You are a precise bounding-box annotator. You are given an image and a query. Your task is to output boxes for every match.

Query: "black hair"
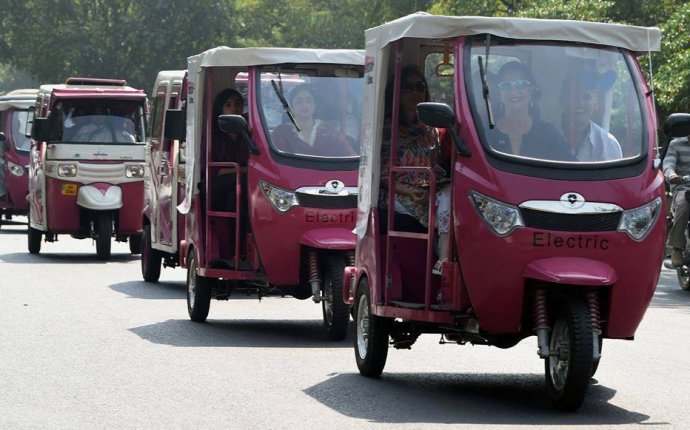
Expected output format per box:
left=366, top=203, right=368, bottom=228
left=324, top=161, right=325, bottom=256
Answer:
left=212, top=88, right=243, bottom=135
left=384, top=65, right=430, bottom=126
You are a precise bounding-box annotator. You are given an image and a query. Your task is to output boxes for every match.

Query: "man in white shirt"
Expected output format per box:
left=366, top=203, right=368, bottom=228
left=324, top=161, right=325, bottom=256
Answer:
left=561, top=76, right=622, bottom=162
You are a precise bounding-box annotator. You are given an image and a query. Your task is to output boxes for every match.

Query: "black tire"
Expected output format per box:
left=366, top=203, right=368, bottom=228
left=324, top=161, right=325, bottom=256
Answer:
left=141, top=225, right=161, bottom=283
left=27, top=214, right=42, bottom=254
left=354, top=278, right=391, bottom=377
left=95, top=212, right=112, bottom=260
left=545, top=298, right=594, bottom=411
left=129, top=232, right=143, bottom=255
left=322, top=254, right=350, bottom=341
left=187, top=251, right=211, bottom=322
left=591, top=336, right=603, bottom=377
left=677, top=266, right=690, bottom=291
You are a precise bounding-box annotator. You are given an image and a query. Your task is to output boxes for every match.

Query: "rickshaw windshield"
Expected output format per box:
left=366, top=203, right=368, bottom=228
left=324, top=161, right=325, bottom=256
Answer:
left=10, top=109, right=31, bottom=153
left=258, top=65, right=363, bottom=159
left=468, top=38, right=645, bottom=164
left=47, top=99, right=146, bottom=144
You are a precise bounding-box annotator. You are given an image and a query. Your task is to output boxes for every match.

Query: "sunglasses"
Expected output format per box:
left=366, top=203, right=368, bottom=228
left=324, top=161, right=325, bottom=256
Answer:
left=498, top=79, right=531, bottom=91
left=401, top=81, right=427, bottom=94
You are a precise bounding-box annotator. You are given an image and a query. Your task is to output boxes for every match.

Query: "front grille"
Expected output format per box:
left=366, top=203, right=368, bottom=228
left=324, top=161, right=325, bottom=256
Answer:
left=296, top=192, right=357, bottom=209
left=521, top=208, right=621, bottom=232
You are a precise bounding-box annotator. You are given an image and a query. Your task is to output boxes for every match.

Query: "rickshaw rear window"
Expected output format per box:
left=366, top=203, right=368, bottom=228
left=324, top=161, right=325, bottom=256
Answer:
left=467, top=37, right=646, bottom=166
left=10, top=110, right=31, bottom=152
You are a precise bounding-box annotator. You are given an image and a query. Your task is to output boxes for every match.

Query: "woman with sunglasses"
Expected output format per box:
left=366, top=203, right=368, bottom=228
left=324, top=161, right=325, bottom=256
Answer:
left=490, top=61, right=571, bottom=161
left=379, top=65, right=451, bottom=276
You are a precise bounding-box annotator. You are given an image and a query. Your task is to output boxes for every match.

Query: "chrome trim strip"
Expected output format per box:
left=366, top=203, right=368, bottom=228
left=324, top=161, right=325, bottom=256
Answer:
left=295, top=186, right=358, bottom=196
left=519, top=200, right=623, bottom=214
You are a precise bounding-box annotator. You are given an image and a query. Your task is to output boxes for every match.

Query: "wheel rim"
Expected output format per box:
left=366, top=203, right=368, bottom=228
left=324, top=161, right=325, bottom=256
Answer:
left=356, top=294, right=369, bottom=359
left=323, top=280, right=334, bottom=325
left=188, top=258, right=197, bottom=309
left=548, top=318, right=570, bottom=391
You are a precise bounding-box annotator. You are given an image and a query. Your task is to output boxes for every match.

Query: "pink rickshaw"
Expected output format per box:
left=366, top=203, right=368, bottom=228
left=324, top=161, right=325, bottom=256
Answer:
left=345, top=13, right=664, bottom=410
left=28, top=78, right=148, bottom=260
left=0, top=89, right=38, bottom=227
left=174, top=47, right=364, bottom=340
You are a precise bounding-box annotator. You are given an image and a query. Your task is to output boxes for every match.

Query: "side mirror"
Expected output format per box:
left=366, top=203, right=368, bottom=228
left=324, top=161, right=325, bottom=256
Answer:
left=417, top=102, right=470, bottom=157
left=663, top=113, right=690, bottom=138
left=218, top=114, right=259, bottom=155
left=164, top=109, right=186, bottom=141
left=32, top=117, right=50, bottom=142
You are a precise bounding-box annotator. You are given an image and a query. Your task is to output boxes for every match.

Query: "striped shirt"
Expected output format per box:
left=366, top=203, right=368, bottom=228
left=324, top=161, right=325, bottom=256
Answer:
left=663, top=137, right=690, bottom=192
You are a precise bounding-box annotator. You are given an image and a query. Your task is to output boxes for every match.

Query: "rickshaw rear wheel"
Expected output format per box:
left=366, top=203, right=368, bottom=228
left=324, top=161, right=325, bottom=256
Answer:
left=95, top=212, right=112, bottom=260
left=129, top=233, right=143, bottom=255
left=354, top=278, right=391, bottom=377
left=187, top=251, right=211, bottom=322
left=27, top=218, right=42, bottom=254
left=322, top=253, right=349, bottom=341
left=141, top=224, right=161, bottom=283
left=545, top=298, right=594, bottom=411
left=676, top=266, right=690, bottom=291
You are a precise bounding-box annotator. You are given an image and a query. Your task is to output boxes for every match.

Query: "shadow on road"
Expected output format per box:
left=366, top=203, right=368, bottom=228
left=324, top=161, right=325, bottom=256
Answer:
left=129, top=318, right=352, bottom=348
left=0, top=251, right=139, bottom=264
left=110, top=280, right=186, bottom=300
left=304, top=372, right=652, bottom=424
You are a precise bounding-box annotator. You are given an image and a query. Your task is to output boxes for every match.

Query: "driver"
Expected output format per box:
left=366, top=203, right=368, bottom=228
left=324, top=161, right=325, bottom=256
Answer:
left=664, top=135, right=690, bottom=266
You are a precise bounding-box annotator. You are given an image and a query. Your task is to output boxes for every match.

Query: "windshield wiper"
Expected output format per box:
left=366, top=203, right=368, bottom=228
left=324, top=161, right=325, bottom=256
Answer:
left=478, top=34, right=495, bottom=129
left=271, top=77, right=300, bottom=132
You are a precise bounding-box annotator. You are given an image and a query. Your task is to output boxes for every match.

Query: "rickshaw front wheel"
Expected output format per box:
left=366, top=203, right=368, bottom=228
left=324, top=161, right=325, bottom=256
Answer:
left=322, top=253, right=350, bottom=341
left=141, top=224, right=162, bottom=283
left=187, top=251, right=211, bottom=322
left=545, top=298, right=594, bottom=411
left=95, top=212, right=112, bottom=260
left=27, top=219, right=42, bottom=254
left=355, top=278, right=391, bottom=377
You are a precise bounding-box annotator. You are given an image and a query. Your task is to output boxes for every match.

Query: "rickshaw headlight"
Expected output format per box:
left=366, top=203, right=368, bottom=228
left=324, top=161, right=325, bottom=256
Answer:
left=470, top=191, right=524, bottom=236
left=617, top=197, right=661, bottom=241
left=57, top=163, right=77, bottom=177
left=7, top=161, right=24, bottom=177
left=125, top=164, right=145, bottom=178
left=260, top=181, right=299, bottom=213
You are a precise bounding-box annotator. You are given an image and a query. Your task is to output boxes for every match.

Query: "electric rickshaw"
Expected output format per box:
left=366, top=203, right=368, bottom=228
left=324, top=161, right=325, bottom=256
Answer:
left=174, top=47, right=364, bottom=340
left=0, top=89, right=38, bottom=227
left=345, top=13, right=664, bottom=410
left=28, top=78, right=148, bottom=260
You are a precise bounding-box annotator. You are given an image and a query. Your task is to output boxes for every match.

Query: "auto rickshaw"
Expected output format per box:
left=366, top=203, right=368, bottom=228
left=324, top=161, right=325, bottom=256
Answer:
left=28, top=77, right=148, bottom=260
left=0, top=89, right=38, bottom=227
left=140, top=70, right=187, bottom=281
left=173, top=47, right=364, bottom=340
left=345, top=13, right=664, bottom=410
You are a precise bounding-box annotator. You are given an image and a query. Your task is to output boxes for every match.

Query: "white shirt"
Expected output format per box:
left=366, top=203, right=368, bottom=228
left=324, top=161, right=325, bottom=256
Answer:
left=574, top=121, right=623, bottom=162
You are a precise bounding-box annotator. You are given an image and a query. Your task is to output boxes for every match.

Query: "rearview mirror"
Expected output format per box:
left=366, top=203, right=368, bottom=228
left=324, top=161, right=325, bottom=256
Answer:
left=32, top=117, right=50, bottom=142
left=218, top=115, right=259, bottom=155
left=663, top=113, right=690, bottom=138
left=417, top=102, right=470, bottom=157
left=164, top=109, right=186, bottom=141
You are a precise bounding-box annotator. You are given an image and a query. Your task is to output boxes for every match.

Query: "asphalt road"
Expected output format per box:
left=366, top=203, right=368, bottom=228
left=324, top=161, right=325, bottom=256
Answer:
left=1, top=218, right=689, bottom=429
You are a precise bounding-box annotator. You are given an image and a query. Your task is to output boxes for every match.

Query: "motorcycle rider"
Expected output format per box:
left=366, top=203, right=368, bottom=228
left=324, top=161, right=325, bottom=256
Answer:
left=663, top=134, right=690, bottom=266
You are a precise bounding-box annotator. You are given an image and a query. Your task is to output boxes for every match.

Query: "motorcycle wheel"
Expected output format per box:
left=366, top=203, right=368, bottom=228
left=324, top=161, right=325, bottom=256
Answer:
left=354, top=278, right=391, bottom=377
left=141, top=224, right=161, bottom=283
left=186, top=251, right=211, bottom=322
left=545, top=298, right=594, bottom=411
left=95, top=212, right=112, bottom=261
left=676, top=266, right=690, bottom=291
left=27, top=210, right=42, bottom=254
left=129, top=233, right=143, bottom=255
left=322, top=253, right=350, bottom=341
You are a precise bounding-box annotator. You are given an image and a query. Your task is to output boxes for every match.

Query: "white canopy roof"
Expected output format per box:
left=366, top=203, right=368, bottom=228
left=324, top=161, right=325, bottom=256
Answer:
left=189, top=47, right=365, bottom=70
left=0, top=90, right=37, bottom=112
left=366, top=12, right=660, bottom=53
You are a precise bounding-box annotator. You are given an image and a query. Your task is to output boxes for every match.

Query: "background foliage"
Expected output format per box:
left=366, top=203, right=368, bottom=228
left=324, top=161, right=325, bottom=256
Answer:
left=0, top=0, right=687, bottom=119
